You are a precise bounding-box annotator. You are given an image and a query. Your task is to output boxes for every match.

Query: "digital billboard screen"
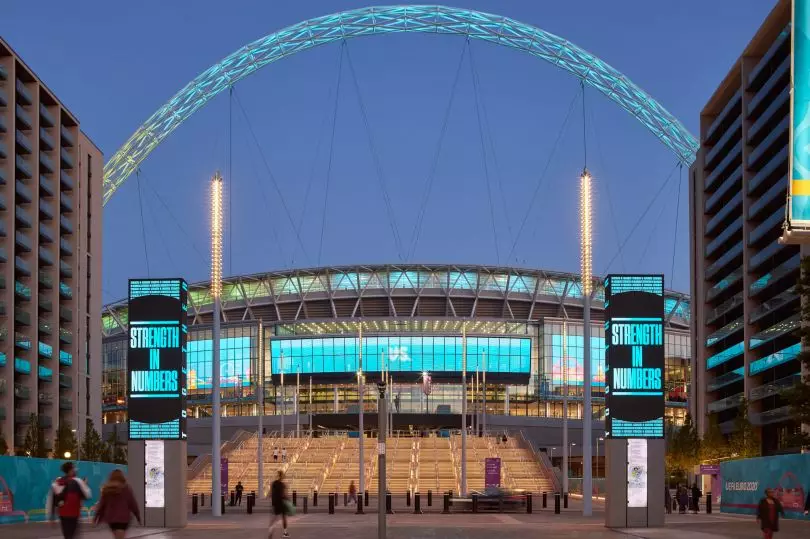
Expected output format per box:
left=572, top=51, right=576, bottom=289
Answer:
left=127, top=278, right=188, bottom=440
left=605, top=274, right=665, bottom=439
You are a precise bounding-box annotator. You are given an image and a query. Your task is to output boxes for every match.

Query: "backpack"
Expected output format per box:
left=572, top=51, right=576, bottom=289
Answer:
left=53, top=478, right=86, bottom=517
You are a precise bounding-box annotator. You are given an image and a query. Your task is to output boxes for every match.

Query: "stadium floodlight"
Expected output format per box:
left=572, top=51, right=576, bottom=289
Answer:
left=211, top=171, right=224, bottom=517
left=580, top=170, right=593, bottom=295
left=580, top=168, right=593, bottom=517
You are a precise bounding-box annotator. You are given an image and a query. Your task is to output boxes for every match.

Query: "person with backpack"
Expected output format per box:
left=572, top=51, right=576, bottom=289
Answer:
left=93, top=469, right=141, bottom=538
left=46, top=462, right=91, bottom=539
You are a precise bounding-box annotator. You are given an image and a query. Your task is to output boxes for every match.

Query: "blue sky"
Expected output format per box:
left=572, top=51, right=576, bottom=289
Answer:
left=2, top=1, right=776, bottom=303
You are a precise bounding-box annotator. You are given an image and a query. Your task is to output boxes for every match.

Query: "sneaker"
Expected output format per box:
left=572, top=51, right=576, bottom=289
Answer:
left=282, top=532, right=290, bottom=538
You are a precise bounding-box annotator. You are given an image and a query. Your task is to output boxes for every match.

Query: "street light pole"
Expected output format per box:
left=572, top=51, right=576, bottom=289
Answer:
left=210, top=172, right=223, bottom=517
left=377, top=380, right=387, bottom=539
left=280, top=352, right=285, bottom=443
left=358, top=325, right=365, bottom=498
left=258, top=325, right=264, bottom=498
left=562, top=320, right=569, bottom=498
left=482, top=350, right=487, bottom=437
left=461, top=324, right=468, bottom=496
left=296, top=369, right=300, bottom=438
left=580, top=169, right=594, bottom=517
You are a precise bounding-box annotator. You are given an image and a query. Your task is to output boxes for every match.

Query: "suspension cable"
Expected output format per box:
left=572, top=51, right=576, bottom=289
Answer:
left=228, top=85, right=233, bottom=276
left=343, top=42, right=405, bottom=260
left=408, top=40, right=469, bottom=261
left=468, top=41, right=500, bottom=264
left=670, top=164, right=683, bottom=290
left=581, top=80, right=588, bottom=170
left=143, top=180, right=178, bottom=275
left=135, top=169, right=150, bottom=276
left=319, top=42, right=345, bottom=265
left=505, top=85, right=582, bottom=264
left=636, top=178, right=678, bottom=266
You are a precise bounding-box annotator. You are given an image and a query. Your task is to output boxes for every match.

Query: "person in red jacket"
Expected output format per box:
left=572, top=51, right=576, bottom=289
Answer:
left=93, top=469, right=141, bottom=538
left=46, top=462, right=92, bottom=539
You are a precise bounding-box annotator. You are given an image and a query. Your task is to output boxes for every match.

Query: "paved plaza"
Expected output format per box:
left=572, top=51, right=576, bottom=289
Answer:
left=5, top=510, right=810, bottom=539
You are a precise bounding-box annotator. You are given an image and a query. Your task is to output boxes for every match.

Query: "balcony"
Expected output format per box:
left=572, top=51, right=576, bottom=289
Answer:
left=38, top=270, right=53, bottom=289
left=39, top=222, right=54, bottom=243
left=706, top=166, right=742, bottom=214
left=751, top=405, right=792, bottom=426
left=59, top=327, right=72, bottom=344
left=15, top=129, right=32, bottom=154
left=40, top=199, right=54, bottom=219
left=15, top=310, right=31, bottom=326
left=60, top=126, right=75, bottom=147
left=705, top=88, right=742, bottom=144
left=749, top=290, right=799, bottom=324
left=748, top=88, right=789, bottom=145
left=705, top=116, right=742, bottom=168
left=750, top=57, right=790, bottom=118
left=14, top=384, right=30, bottom=400
left=15, top=104, right=32, bottom=130
left=14, top=331, right=31, bottom=350
left=38, top=391, right=54, bottom=406
left=39, top=104, right=55, bottom=127
left=0, top=407, right=4, bottom=421
left=15, top=204, right=32, bottom=228
left=749, top=150, right=787, bottom=198
left=706, top=341, right=745, bottom=369
left=60, top=170, right=74, bottom=190
left=0, top=352, right=5, bottom=367
left=706, top=191, right=742, bottom=236
left=39, top=174, right=54, bottom=197
left=749, top=175, right=787, bottom=221
left=749, top=343, right=801, bottom=375
left=15, top=230, right=32, bottom=251
left=707, top=293, right=744, bottom=325
left=707, top=267, right=743, bottom=302
left=59, top=372, right=72, bottom=388
left=59, top=260, right=72, bottom=278
left=748, top=117, right=789, bottom=171
left=39, top=151, right=55, bottom=174
left=59, top=281, right=72, bottom=299
left=749, top=254, right=800, bottom=297
left=60, top=237, right=72, bottom=256
left=15, top=79, right=32, bottom=105
left=38, top=365, right=52, bottom=382
left=60, top=306, right=72, bottom=322
left=38, top=295, right=52, bottom=311
left=706, top=317, right=744, bottom=347
left=0, top=141, right=5, bottom=159
left=707, top=392, right=745, bottom=414
left=59, top=396, right=72, bottom=410
left=704, top=140, right=742, bottom=192
left=750, top=374, right=801, bottom=402
left=60, top=148, right=74, bottom=169
left=706, top=242, right=743, bottom=281
left=748, top=26, right=789, bottom=90
left=0, top=246, right=8, bottom=263
left=14, top=357, right=31, bottom=374
left=15, top=178, right=32, bottom=203
left=707, top=367, right=745, bottom=392
left=60, top=193, right=73, bottom=212
left=60, top=214, right=73, bottom=233
left=59, top=350, right=72, bottom=366
left=15, top=155, right=32, bottom=179
left=0, top=193, right=6, bottom=212
left=38, top=318, right=52, bottom=335
left=15, top=256, right=31, bottom=276
left=750, top=240, right=786, bottom=272
left=38, top=341, right=52, bottom=359
left=14, top=410, right=31, bottom=424
left=15, top=280, right=31, bottom=300
left=0, top=116, right=5, bottom=133
left=749, top=314, right=800, bottom=350
left=706, top=217, right=742, bottom=257
left=0, top=379, right=4, bottom=395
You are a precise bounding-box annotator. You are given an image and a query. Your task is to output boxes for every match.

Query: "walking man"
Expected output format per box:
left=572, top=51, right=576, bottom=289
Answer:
left=236, top=481, right=244, bottom=506
left=269, top=471, right=292, bottom=539
left=47, top=462, right=91, bottom=539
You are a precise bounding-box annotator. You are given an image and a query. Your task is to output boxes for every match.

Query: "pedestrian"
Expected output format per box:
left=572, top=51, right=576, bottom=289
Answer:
left=282, top=447, right=287, bottom=463
left=691, top=483, right=702, bottom=514
left=268, top=471, right=292, bottom=539
left=664, top=486, right=672, bottom=514
left=93, top=469, right=141, bottom=539
left=236, top=481, right=244, bottom=506
left=677, top=485, right=688, bottom=514
left=348, top=480, right=358, bottom=504
left=804, top=488, right=809, bottom=515
left=757, top=488, right=784, bottom=539
left=47, top=462, right=92, bottom=539
left=273, top=447, right=279, bottom=463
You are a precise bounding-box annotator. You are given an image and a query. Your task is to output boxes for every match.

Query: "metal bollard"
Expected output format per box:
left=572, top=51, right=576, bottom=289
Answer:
left=386, top=493, right=394, bottom=515
left=542, top=491, right=547, bottom=508
left=554, top=493, right=560, bottom=514
left=706, top=493, right=712, bottom=514
left=563, top=492, right=568, bottom=509
left=498, top=496, right=504, bottom=513
left=293, top=490, right=297, bottom=506
left=407, top=490, right=411, bottom=506
left=344, top=492, right=348, bottom=506
left=201, top=493, right=206, bottom=507
left=222, top=494, right=226, bottom=514
left=335, top=492, right=339, bottom=507
left=365, top=490, right=369, bottom=507
left=247, top=494, right=253, bottom=514
left=472, top=494, right=479, bottom=513
left=357, top=493, right=364, bottom=514
left=304, top=495, right=308, bottom=514
left=314, top=491, right=318, bottom=507
left=329, top=494, right=336, bottom=514
left=427, top=490, right=433, bottom=507
left=443, top=493, right=450, bottom=514
left=526, top=493, right=532, bottom=514
left=414, top=492, right=422, bottom=514
left=192, top=494, right=198, bottom=514
left=230, top=490, right=235, bottom=507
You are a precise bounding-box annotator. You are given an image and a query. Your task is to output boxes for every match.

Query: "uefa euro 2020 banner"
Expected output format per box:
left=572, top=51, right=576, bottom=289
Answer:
left=0, top=455, right=126, bottom=524
left=721, top=453, right=810, bottom=520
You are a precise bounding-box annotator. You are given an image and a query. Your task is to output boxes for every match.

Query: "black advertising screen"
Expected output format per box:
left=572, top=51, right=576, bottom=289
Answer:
left=127, top=279, right=188, bottom=440
left=604, top=274, right=665, bottom=439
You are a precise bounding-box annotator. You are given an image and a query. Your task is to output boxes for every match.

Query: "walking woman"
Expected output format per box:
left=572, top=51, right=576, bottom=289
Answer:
left=93, top=470, right=141, bottom=538
left=757, top=488, right=784, bottom=539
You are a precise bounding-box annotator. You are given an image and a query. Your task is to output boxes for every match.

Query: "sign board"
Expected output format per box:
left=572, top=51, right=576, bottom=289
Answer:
left=627, top=439, right=648, bottom=508
left=721, top=454, right=810, bottom=519
left=604, top=275, right=665, bottom=439
left=788, top=0, right=810, bottom=230
left=220, top=458, right=229, bottom=496
left=144, top=440, right=165, bottom=508
left=127, top=279, right=188, bottom=440
left=700, top=464, right=721, bottom=475
left=485, top=457, right=501, bottom=489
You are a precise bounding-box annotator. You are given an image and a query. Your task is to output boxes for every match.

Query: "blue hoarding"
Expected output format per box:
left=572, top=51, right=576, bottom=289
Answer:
left=721, top=454, right=810, bottom=520
left=790, top=0, right=810, bottom=226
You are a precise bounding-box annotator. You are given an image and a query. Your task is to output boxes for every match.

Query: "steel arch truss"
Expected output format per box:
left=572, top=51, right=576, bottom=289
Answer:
left=102, top=4, right=698, bottom=204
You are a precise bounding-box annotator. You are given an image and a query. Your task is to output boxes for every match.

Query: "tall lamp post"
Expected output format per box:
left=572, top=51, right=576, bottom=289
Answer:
left=562, top=321, right=569, bottom=498
left=461, top=324, right=468, bottom=496
left=580, top=169, right=594, bottom=516
left=377, top=379, right=387, bottom=539
left=210, top=172, right=224, bottom=517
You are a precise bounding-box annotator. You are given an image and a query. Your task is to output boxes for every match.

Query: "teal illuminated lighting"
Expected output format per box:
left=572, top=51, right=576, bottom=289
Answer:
left=14, top=357, right=31, bottom=374
left=38, top=365, right=52, bottom=379
left=59, top=350, right=72, bottom=366
left=38, top=341, right=53, bottom=358
left=101, top=5, right=697, bottom=204
left=749, top=343, right=801, bottom=375
left=706, top=342, right=744, bottom=369
left=129, top=279, right=182, bottom=300
left=0, top=352, right=5, bottom=367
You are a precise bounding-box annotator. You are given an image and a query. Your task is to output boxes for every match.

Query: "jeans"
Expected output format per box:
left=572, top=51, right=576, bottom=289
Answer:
left=60, top=517, right=79, bottom=539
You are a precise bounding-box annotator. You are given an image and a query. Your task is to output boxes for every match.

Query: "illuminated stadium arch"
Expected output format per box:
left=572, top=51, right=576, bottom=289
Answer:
left=102, top=4, right=698, bottom=205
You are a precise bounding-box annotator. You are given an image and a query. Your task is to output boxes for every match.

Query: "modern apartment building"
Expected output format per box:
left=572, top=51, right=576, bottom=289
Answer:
left=0, top=37, right=102, bottom=454
left=690, top=0, right=802, bottom=454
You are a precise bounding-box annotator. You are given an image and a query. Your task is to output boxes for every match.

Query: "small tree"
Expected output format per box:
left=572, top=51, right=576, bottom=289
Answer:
left=54, top=422, right=78, bottom=459
left=785, top=256, right=810, bottom=449
left=22, top=414, right=48, bottom=458
left=671, top=413, right=700, bottom=474
left=0, top=427, right=8, bottom=456
left=729, top=401, right=761, bottom=459
left=80, top=419, right=106, bottom=462
left=700, top=415, right=731, bottom=462
left=106, top=430, right=127, bottom=465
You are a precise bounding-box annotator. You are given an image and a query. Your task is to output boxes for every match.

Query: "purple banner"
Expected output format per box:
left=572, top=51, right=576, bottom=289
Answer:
left=220, top=457, right=229, bottom=495
left=485, top=457, right=501, bottom=489
left=700, top=464, right=721, bottom=475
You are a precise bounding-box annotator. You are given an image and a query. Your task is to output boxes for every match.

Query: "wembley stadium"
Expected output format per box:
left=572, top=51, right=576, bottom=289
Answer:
left=100, top=264, right=690, bottom=460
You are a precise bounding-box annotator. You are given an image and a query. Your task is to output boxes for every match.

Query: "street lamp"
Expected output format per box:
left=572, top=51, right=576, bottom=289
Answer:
left=580, top=168, right=593, bottom=517
left=64, top=451, right=71, bottom=460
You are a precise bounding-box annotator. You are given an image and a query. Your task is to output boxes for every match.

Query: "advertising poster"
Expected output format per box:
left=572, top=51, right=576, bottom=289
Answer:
left=485, top=458, right=501, bottom=489
left=627, top=439, right=648, bottom=508
left=144, top=440, right=165, bottom=508
left=789, top=0, right=810, bottom=228
left=721, top=454, right=810, bottom=520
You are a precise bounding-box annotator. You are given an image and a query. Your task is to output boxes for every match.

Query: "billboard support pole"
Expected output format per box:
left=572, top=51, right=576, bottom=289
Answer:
left=211, top=172, right=223, bottom=518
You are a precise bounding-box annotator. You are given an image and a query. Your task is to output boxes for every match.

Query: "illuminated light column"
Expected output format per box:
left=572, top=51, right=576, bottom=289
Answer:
left=358, top=325, right=365, bottom=499
left=460, top=324, right=468, bottom=496
left=562, top=320, right=569, bottom=497
left=482, top=350, right=487, bottom=436
left=580, top=169, right=594, bottom=517
left=210, top=172, right=223, bottom=517
left=309, top=376, right=313, bottom=436
left=258, top=323, right=264, bottom=498
left=280, top=352, right=285, bottom=442
left=296, top=369, right=300, bottom=438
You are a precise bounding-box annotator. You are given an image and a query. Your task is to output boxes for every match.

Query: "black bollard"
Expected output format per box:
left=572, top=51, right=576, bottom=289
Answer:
left=414, top=492, right=422, bottom=514
left=335, top=492, right=339, bottom=507
left=472, top=494, right=479, bottom=513
left=407, top=490, right=411, bottom=506
left=247, top=494, right=253, bottom=514
left=230, top=490, right=235, bottom=507
left=329, top=493, right=335, bottom=514
left=192, top=494, right=198, bottom=514
left=427, top=490, right=433, bottom=507
left=526, top=493, right=532, bottom=514
left=222, top=494, right=226, bottom=514
left=554, top=493, right=560, bottom=514
left=344, top=492, right=348, bottom=506
left=293, top=490, right=297, bottom=506
left=542, top=491, right=547, bottom=508
left=201, top=493, right=205, bottom=507
left=386, top=493, right=394, bottom=515
left=563, top=492, right=568, bottom=509
left=706, top=493, right=712, bottom=514
left=314, top=491, right=318, bottom=507
left=443, top=493, right=450, bottom=514
left=304, top=495, right=308, bottom=514
left=356, top=493, right=364, bottom=514
left=498, top=495, right=504, bottom=513
left=365, top=490, right=369, bottom=507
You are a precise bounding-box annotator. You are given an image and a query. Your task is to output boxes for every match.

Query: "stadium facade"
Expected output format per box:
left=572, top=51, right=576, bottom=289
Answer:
left=101, top=264, right=691, bottom=449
